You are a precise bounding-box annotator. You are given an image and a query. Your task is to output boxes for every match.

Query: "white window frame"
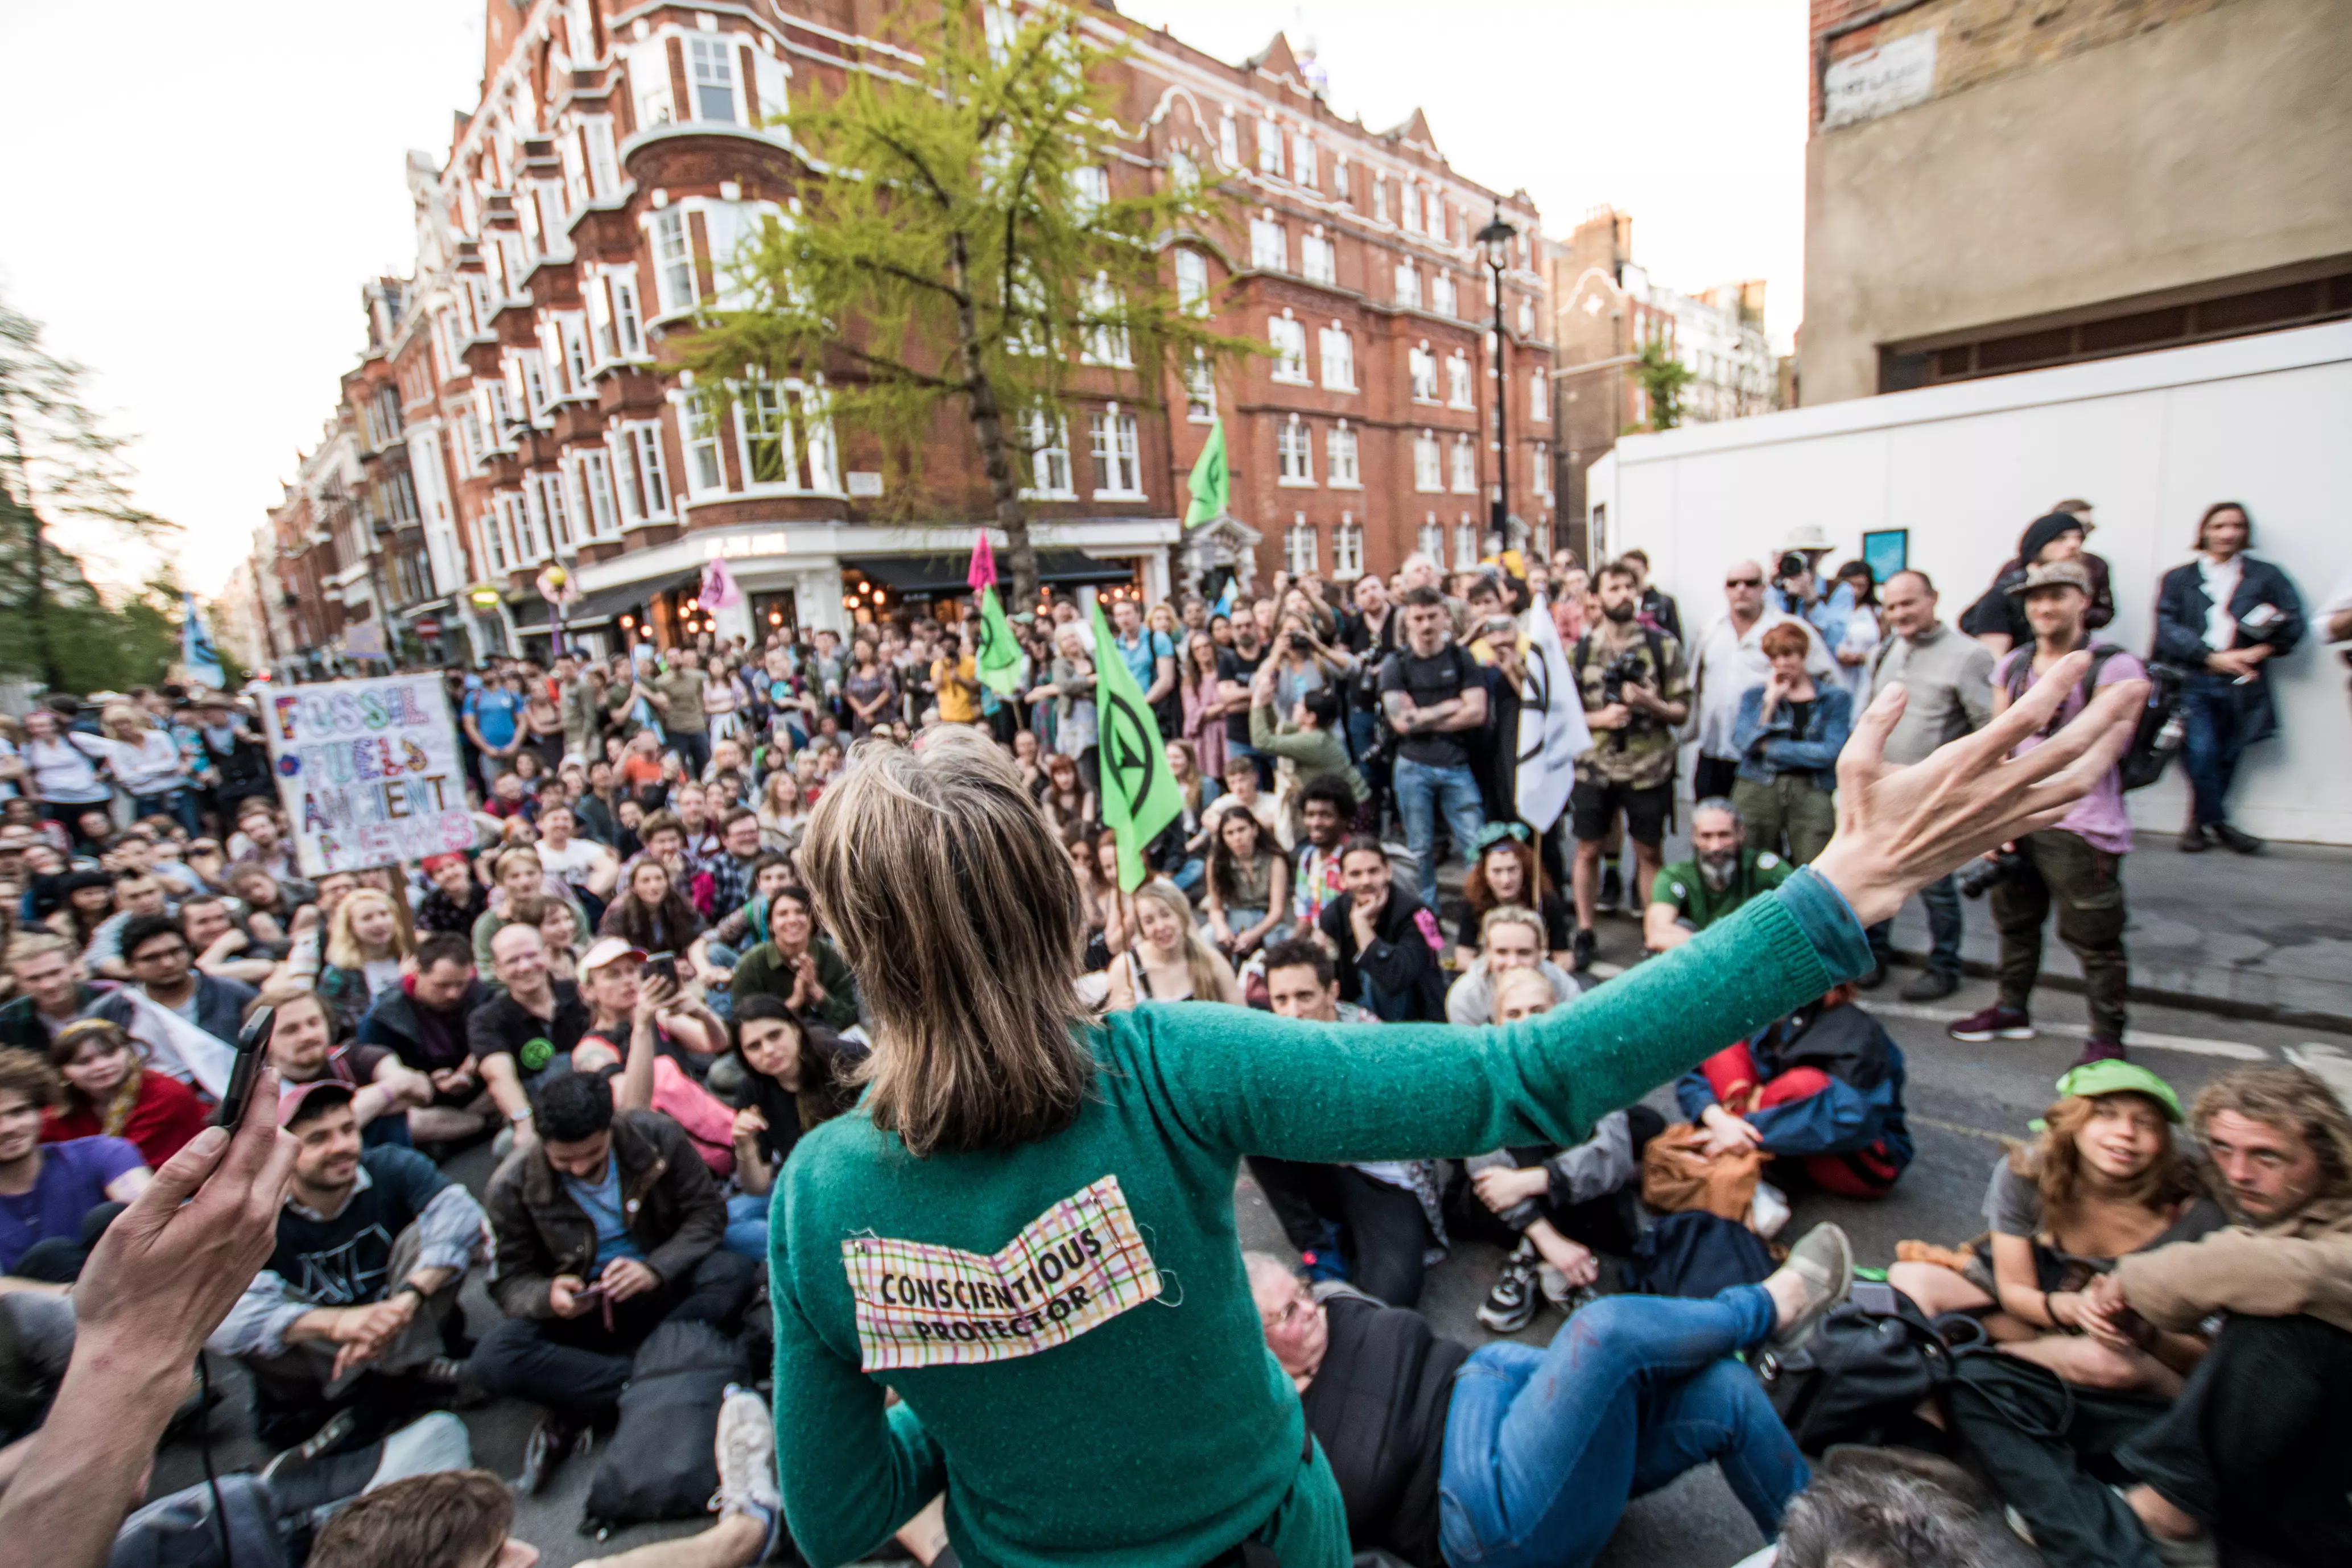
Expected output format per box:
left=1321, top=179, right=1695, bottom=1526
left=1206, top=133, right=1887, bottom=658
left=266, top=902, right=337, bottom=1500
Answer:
left=1394, top=262, right=1420, bottom=310
left=650, top=208, right=696, bottom=314
left=535, top=471, right=576, bottom=553
left=1269, top=315, right=1309, bottom=383
left=1089, top=408, right=1144, bottom=500
left=559, top=313, right=593, bottom=391
left=1277, top=416, right=1313, bottom=486
left=583, top=117, right=621, bottom=199
left=1408, top=346, right=1438, bottom=403
left=1071, top=165, right=1108, bottom=217
left=576, top=448, right=621, bottom=538
left=1249, top=217, right=1286, bottom=272
left=1418, top=519, right=1443, bottom=560
left=1184, top=348, right=1215, bottom=423
left=1454, top=521, right=1478, bottom=570
left=1318, top=324, right=1355, bottom=391
left=1327, top=423, right=1360, bottom=488
left=1333, top=520, right=1363, bottom=577
left=1291, top=131, right=1317, bottom=189
left=1302, top=232, right=1335, bottom=285
left=1024, top=410, right=1074, bottom=499
left=1451, top=435, right=1477, bottom=494
left=1533, top=441, right=1552, bottom=498
left=1257, top=115, right=1283, bottom=176
left=1400, top=183, right=1422, bottom=234
left=1431, top=271, right=1457, bottom=317
left=1447, top=351, right=1475, bottom=409
left=1218, top=113, right=1239, bottom=169
left=803, top=388, right=839, bottom=493
left=1285, top=520, right=1318, bottom=575
left=686, top=34, right=742, bottom=124
left=1413, top=432, right=1442, bottom=492
left=626, top=422, right=671, bottom=520
left=737, top=380, right=798, bottom=489
left=1081, top=273, right=1130, bottom=366
left=1530, top=369, right=1548, bottom=422
left=1175, top=248, right=1210, bottom=315
left=681, top=390, right=728, bottom=496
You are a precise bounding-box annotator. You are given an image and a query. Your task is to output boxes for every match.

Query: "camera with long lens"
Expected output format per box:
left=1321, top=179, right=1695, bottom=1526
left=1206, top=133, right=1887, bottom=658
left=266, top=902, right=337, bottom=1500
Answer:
left=1957, top=849, right=2024, bottom=899
left=1775, top=551, right=1811, bottom=587
left=1598, top=647, right=1651, bottom=748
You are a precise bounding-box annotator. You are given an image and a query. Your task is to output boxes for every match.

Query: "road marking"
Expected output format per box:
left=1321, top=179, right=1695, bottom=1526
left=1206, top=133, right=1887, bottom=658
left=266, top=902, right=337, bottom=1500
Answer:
left=1865, top=1001, right=2269, bottom=1061
left=1911, top=1115, right=2008, bottom=1144
left=1588, top=961, right=1625, bottom=979
left=2287, top=1042, right=2352, bottom=1102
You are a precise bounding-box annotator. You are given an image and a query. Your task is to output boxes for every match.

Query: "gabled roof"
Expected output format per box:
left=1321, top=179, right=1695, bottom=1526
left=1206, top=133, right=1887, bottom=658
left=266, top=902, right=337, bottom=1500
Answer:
left=1380, top=107, right=1438, bottom=152
left=1243, top=31, right=1301, bottom=82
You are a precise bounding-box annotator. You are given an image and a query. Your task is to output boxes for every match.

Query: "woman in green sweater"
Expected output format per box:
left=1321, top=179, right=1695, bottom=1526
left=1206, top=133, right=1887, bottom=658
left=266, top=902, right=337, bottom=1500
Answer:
left=771, top=656, right=2142, bottom=1568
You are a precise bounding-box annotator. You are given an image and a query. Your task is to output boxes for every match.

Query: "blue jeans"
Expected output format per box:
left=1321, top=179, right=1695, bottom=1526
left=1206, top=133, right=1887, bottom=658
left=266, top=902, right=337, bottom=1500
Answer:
left=2178, top=671, right=2251, bottom=829
left=1870, top=870, right=1962, bottom=976
left=1437, top=1286, right=1804, bottom=1568
left=724, top=1190, right=771, bottom=1260
left=1393, top=756, right=1486, bottom=909
left=1169, top=856, right=1206, bottom=896
left=131, top=789, right=201, bottom=836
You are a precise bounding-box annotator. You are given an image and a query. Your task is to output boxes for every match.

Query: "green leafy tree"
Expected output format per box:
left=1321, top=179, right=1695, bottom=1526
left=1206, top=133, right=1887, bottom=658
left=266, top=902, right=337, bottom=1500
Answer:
left=679, top=4, right=1257, bottom=605
left=1632, top=325, right=1694, bottom=433
left=0, top=295, right=176, bottom=690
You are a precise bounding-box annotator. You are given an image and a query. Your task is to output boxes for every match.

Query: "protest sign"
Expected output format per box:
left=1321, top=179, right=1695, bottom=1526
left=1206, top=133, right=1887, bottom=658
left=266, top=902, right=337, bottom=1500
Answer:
left=263, top=674, right=477, bottom=876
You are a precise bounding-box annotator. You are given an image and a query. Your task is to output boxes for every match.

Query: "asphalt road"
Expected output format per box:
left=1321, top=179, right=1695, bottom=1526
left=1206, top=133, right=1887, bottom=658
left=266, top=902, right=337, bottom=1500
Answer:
left=150, top=935, right=2349, bottom=1568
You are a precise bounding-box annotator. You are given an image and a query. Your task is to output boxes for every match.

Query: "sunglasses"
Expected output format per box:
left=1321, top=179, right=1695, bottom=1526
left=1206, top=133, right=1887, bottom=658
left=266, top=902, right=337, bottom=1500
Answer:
left=1724, top=577, right=1764, bottom=588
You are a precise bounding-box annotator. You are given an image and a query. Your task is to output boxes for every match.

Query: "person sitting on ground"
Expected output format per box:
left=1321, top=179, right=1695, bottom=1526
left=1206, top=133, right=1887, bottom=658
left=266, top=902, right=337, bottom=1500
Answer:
left=0, top=935, right=102, bottom=1059
left=0, top=1052, right=151, bottom=1279
left=697, top=851, right=798, bottom=973
left=224, top=860, right=315, bottom=958
left=471, top=846, right=589, bottom=972
left=1200, top=806, right=1290, bottom=961
left=177, top=890, right=283, bottom=987
left=1455, top=823, right=1569, bottom=971
left=1318, top=836, right=1447, bottom=1023
left=412, top=853, right=489, bottom=936
left=1105, top=881, right=1243, bottom=1009
left=44, top=870, right=117, bottom=954
left=1200, top=748, right=1291, bottom=854
left=1244, top=938, right=1447, bottom=1306
left=474, top=1069, right=754, bottom=1494
left=262, top=987, right=432, bottom=1141
left=596, top=854, right=712, bottom=984
left=465, top=922, right=593, bottom=1157
left=96, top=911, right=259, bottom=1047
left=1645, top=796, right=1792, bottom=954
left=39, top=1018, right=209, bottom=1170
left=316, top=888, right=417, bottom=1041
left=1443, top=904, right=1581, bottom=1028
left=1466, top=972, right=1658, bottom=1332
left=1676, top=981, right=1915, bottom=1200
left=1729, top=621, right=1853, bottom=867
left=354, top=933, right=498, bottom=1148
left=1244, top=1224, right=1851, bottom=1568
left=207, top=1081, right=483, bottom=1453
left=529, top=799, right=620, bottom=915
left=1963, top=1063, right=2352, bottom=1568
left=722, top=994, right=865, bottom=1261
left=578, top=942, right=739, bottom=1178
left=1893, top=1059, right=2221, bottom=1400
left=79, top=873, right=172, bottom=983
left=727, top=885, right=859, bottom=1034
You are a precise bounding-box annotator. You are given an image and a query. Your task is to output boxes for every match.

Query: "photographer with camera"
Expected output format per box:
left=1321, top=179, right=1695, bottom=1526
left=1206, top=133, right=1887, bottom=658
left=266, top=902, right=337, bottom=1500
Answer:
left=1948, top=560, right=2142, bottom=1064
left=1568, top=561, right=1690, bottom=971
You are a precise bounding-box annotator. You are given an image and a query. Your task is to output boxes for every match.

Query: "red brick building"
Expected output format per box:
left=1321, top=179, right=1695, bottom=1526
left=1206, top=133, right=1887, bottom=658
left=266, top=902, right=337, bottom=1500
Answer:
left=252, top=2, right=1550, bottom=667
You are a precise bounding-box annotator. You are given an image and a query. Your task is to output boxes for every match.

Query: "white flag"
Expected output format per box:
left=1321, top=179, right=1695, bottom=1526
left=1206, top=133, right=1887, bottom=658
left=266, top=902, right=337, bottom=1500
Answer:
left=113, top=989, right=237, bottom=1100
left=1515, top=593, right=1592, bottom=833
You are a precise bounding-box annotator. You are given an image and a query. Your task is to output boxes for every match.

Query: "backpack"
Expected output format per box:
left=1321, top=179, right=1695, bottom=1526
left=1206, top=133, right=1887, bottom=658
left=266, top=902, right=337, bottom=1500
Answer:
left=1623, top=1210, right=1774, bottom=1298
left=584, top=1321, right=754, bottom=1532
left=1753, top=1286, right=1983, bottom=1453
left=1998, top=643, right=2185, bottom=792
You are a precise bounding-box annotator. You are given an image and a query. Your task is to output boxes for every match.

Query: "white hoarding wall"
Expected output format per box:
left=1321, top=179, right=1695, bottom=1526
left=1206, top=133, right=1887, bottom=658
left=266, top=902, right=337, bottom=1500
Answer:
left=1594, top=322, right=2352, bottom=845
left=263, top=674, right=479, bottom=875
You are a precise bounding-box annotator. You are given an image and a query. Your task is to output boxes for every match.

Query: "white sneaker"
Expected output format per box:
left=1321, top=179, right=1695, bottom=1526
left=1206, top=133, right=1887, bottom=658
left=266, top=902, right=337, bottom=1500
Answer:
left=713, top=1385, right=782, bottom=1559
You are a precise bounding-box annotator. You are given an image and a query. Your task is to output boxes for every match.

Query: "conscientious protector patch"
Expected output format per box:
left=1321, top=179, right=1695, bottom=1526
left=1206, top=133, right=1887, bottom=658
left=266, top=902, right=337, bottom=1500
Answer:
left=842, top=1174, right=1163, bottom=1371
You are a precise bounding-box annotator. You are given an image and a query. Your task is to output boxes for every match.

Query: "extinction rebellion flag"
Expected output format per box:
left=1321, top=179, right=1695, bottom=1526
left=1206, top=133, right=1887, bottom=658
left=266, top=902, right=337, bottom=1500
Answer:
left=1088, top=600, right=1181, bottom=890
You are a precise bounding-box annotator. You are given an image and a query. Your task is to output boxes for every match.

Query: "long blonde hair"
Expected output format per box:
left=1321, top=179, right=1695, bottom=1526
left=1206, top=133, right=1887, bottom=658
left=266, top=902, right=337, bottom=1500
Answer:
left=1130, top=880, right=1224, bottom=1002
left=800, top=727, right=1092, bottom=1157
left=325, top=888, right=416, bottom=971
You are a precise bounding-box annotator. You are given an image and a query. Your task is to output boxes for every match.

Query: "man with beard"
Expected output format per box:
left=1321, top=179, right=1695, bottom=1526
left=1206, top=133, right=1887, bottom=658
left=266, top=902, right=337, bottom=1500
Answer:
left=1644, top=798, right=1790, bottom=953
left=1570, top=561, right=1689, bottom=969
left=1315, top=836, right=1447, bottom=1024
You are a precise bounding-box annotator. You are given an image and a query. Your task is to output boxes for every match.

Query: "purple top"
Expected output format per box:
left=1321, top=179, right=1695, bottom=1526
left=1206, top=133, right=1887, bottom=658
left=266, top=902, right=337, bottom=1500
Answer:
left=0, top=1134, right=143, bottom=1272
left=1996, top=645, right=2144, bottom=853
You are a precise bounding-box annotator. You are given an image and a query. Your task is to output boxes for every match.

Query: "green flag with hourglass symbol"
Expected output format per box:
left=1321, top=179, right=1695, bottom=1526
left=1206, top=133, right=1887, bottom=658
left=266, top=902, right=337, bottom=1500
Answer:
left=976, top=584, right=1022, bottom=697
left=1088, top=600, right=1182, bottom=891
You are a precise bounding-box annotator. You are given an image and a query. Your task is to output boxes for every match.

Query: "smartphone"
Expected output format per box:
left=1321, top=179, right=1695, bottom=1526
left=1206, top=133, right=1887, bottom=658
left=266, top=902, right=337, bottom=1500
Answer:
left=645, top=951, right=679, bottom=988
left=570, top=1281, right=609, bottom=1305
left=214, top=1004, right=276, bottom=1129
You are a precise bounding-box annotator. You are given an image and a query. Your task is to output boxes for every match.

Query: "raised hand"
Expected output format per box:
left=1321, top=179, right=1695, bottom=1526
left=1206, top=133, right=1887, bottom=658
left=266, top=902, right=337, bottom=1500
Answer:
left=1810, top=651, right=2144, bottom=927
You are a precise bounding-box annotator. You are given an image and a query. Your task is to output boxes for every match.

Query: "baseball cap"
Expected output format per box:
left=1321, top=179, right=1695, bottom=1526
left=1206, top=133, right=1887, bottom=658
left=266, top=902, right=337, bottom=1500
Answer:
left=2053, top=1059, right=2184, bottom=1123
left=579, top=936, right=647, bottom=976
left=2006, top=559, right=2094, bottom=599
left=278, top=1078, right=357, bottom=1128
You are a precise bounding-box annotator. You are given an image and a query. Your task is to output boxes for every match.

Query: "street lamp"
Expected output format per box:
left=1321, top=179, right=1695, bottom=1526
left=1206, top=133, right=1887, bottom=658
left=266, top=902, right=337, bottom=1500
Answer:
left=1475, top=205, right=1517, bottom=546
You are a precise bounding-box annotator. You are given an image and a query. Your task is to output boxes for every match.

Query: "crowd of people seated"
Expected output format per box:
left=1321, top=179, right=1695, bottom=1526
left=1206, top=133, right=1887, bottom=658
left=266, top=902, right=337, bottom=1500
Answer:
left=0, top=506, right=2345, bottom=1568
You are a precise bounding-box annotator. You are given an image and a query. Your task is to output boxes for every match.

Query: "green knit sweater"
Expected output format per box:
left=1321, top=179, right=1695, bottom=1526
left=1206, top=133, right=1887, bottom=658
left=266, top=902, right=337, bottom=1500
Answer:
left=770, top=869, right=1870, bottom=1568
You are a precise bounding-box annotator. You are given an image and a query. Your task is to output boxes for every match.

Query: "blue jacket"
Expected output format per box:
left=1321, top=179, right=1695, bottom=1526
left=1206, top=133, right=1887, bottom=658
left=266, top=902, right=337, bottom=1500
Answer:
left=2153, top=555, right=2304, bottom=745
left=1730, top=680, right=1852, bottom=790
left=1676, top=1002, right=1912, bottom=1170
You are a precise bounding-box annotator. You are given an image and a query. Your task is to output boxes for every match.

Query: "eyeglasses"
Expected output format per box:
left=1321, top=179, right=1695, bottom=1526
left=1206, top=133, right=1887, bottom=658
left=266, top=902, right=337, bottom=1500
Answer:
left=1724, top=577, right=1764, bottom=588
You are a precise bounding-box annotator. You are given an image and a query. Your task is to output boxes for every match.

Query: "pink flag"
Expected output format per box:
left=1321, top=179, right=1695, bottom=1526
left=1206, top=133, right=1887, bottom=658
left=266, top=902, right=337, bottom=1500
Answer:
left=967, top=530, right=998, bottom=592
left=701, top=556, right=743, bottom=610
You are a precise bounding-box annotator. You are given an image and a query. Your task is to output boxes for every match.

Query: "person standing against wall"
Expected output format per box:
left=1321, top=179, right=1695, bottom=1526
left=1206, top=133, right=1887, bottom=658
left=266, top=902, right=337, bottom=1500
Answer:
left=2153, top=502, right=2304, bottom=855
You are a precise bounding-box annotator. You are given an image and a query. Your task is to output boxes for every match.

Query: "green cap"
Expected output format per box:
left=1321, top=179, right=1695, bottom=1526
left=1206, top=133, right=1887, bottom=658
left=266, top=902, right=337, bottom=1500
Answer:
left=2054, top=1059, right=2184, bottom=1123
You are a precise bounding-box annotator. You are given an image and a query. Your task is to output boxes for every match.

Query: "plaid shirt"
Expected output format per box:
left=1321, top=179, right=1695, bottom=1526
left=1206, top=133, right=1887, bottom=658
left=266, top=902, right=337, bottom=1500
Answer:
left=693, top=848, right=759, bottom=920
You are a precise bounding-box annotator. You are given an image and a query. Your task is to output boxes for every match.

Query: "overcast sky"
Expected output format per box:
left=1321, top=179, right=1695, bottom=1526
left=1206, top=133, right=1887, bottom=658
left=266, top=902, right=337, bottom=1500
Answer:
left=0, top=0, right=1805, bottom=599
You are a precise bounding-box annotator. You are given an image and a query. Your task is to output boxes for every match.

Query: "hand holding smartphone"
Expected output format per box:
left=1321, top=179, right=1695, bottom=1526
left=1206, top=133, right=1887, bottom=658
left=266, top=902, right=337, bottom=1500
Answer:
left=215, top=1004, right=277, bottom=1129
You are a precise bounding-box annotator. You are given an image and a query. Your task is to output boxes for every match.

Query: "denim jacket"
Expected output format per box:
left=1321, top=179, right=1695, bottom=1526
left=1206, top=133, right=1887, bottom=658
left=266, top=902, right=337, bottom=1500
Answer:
left=1731, top=680, right=1853, bottom=790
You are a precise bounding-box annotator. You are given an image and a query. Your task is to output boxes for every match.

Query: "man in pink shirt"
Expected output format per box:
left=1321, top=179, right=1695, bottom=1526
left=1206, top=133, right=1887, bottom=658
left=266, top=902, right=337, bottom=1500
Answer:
left=1947, top=560, right=2142, bottom=1064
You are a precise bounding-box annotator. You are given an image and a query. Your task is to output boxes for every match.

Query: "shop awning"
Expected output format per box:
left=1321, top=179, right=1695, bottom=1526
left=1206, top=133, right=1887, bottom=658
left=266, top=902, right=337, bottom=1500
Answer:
left=509, top=571, right=700, bottom=632
left=840, top=549, right=1140, bottom=595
